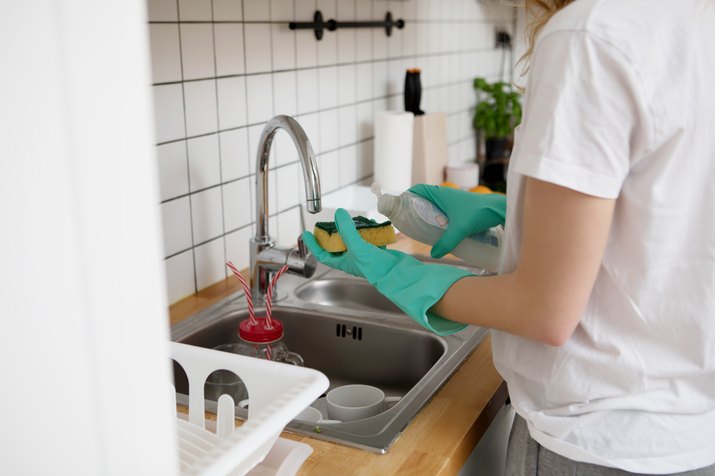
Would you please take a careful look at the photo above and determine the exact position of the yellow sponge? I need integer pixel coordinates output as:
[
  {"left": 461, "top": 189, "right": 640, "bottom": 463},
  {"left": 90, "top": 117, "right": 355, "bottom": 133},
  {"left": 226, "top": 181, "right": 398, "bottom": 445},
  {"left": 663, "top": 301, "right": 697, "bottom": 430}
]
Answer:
[{"left": 314, "top": 216, "right": 396, "bottom": 252}]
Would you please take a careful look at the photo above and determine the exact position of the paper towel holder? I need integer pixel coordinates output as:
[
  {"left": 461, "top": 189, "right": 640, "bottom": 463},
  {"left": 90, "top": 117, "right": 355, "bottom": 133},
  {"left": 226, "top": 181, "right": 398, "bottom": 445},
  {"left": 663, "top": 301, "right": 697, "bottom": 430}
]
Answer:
[{"left": 289, "top": 11, "right": 405, "bottom": 41}]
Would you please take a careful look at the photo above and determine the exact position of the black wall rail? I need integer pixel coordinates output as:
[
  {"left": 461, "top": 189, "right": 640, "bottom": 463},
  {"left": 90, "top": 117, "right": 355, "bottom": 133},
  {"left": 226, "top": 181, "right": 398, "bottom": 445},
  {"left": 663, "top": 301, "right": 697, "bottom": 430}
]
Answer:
[{"left": 289, "top": 11, "right": 405, "bottom": 41}]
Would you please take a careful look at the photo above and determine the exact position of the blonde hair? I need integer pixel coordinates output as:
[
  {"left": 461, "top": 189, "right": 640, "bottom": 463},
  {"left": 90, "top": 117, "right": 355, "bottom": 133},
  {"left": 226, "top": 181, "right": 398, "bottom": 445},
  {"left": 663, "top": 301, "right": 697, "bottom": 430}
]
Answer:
[{"left": 521, "top": 0, "right": 576, "bottom": 70}]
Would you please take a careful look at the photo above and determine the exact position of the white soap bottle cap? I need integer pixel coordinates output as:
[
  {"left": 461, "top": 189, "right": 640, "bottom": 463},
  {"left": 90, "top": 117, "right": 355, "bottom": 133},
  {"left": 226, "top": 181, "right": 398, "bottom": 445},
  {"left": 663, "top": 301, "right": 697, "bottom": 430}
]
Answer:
[{"left": 371, "top": 182, "right": 398, "bottom": 217}]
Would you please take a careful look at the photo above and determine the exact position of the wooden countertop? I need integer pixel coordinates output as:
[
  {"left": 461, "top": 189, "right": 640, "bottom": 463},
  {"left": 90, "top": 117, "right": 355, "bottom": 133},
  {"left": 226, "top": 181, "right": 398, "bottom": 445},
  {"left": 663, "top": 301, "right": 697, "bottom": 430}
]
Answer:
[{"left": 169, "top": 236, "right": 507, "bottom": 476}]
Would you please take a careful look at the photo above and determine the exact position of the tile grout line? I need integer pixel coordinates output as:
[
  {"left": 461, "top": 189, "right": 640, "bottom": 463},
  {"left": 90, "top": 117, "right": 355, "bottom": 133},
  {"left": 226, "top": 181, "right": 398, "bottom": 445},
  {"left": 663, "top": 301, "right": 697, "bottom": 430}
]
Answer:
[
  {"left": 211, "top": 0, "right": 230, "bottom": 284},
  {"left": 151, "top": 45, "right": 503, "bottom": 86},
  {"left": 174, "top": 0, "right": 199, "bottom": 296}
]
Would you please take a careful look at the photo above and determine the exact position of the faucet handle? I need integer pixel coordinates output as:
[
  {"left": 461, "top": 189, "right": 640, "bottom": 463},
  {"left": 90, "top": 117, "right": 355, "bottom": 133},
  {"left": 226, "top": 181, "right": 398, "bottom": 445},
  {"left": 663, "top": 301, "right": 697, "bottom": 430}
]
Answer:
[
  {"left": 297, "top": 234, "right": 309, "bottom": 258},
  {"left": 286, "top": 235, "right": 317, "bottom": 279}
]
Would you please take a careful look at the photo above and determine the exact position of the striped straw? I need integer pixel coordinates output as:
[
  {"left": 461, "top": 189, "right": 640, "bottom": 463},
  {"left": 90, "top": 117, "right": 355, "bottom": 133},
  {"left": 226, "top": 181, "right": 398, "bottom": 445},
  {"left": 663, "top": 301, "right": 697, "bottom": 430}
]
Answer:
[
  {"left": 252, "top": 343, "right": 273, "bottom": 361},
  {"left": 226, "top": 261, "right": 256, "bottom": 324},
  {"left": 264, "top": 264, "right": 289, "bottom": 329}
]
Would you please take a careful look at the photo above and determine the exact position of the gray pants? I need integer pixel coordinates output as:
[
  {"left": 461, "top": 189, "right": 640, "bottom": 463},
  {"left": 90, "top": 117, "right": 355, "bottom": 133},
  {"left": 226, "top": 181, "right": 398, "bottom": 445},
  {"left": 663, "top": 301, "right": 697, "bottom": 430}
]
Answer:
[{"left": 505, "top": 414, "right": 715, "bottom": 476}]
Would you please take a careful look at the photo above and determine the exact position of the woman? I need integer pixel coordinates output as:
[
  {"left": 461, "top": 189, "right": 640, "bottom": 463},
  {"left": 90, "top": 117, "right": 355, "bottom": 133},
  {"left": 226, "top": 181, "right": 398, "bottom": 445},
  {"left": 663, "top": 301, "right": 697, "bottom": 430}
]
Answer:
[{"left": 304, "top": 0, "right": 715, "bottom": 473}]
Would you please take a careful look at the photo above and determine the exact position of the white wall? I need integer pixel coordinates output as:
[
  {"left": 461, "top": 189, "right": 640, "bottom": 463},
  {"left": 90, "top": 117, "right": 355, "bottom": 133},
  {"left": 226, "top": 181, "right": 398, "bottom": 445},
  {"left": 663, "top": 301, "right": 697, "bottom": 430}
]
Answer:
[{"left": 147, "top": 0, "right": 517, "bottom": 304}]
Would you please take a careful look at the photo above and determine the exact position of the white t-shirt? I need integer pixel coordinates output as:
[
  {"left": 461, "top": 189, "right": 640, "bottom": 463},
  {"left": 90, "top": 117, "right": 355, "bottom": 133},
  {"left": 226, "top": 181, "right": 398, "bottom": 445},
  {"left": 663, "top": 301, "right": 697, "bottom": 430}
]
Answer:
[{"left": 493, "top": 0, "right": 715, "bottom": 473}]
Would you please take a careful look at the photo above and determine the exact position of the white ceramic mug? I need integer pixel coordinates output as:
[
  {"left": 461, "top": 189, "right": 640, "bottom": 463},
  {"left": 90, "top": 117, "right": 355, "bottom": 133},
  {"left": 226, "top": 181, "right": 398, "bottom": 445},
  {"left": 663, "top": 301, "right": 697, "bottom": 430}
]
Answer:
[
  {"left": 325, "top": 384, "right": 401, "bottom": 422},
  {"left": 295, "top": 406, "right": 322, "bottom": 423},
  {"left": 295, "top": 406, "right": 343, "bottom": 424}
]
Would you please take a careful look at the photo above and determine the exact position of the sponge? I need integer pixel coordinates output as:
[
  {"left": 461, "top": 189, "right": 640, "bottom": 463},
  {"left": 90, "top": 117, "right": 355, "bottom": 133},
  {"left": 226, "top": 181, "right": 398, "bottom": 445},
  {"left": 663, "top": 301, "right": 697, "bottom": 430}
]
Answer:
[{"left": 314, "top": 216, "right": 396, "bottom": 252}]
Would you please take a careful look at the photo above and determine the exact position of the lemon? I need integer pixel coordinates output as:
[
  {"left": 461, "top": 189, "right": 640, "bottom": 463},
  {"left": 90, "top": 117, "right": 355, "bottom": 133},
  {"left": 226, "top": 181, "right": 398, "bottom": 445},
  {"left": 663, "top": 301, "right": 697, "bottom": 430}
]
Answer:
[
  {"left": 439, "top": 181, "right": 461, "bottom": 189},
  {"left": 469, "top": 185, "right": 493, "bottom": 194}
]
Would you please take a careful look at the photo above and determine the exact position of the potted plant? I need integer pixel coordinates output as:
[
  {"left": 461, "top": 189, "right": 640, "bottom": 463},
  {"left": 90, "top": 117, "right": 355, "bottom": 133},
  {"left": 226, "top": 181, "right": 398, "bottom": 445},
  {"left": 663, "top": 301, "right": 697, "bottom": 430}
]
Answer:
[{"left": 472, "top": 77, "right": 522, "bottom": 191}]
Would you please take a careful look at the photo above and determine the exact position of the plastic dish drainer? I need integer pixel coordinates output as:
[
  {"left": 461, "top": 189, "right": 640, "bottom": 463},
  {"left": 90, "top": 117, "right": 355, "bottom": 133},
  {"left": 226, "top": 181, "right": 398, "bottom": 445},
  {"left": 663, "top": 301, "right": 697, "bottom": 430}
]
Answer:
[{"left": 170, "top": 342, "right": 328, "bottom": 476}]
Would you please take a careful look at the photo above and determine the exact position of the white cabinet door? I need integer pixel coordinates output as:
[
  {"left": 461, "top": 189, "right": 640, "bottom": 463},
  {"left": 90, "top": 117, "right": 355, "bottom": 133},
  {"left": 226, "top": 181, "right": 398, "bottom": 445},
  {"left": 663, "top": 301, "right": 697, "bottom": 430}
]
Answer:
[
  {"left": 0, "top": 2, "right": 177, "bottom": 474},
  {"left": 459, "top": 404, "right": 516, "bottom": 476}
]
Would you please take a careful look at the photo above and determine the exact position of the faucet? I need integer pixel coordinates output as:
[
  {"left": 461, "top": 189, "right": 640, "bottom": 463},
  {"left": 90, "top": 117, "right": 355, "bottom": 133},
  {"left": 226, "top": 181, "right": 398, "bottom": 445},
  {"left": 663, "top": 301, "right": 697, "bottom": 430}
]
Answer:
[{"left": 250, "top": 115, "right": 322, "bottom": 303}]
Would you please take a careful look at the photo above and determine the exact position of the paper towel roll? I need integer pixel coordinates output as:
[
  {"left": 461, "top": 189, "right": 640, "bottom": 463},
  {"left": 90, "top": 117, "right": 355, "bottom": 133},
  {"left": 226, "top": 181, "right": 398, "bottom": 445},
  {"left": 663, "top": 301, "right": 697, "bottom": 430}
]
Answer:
[
  {"left": 412, "top": 112, "right": 448, "bottom": 185},
  {"left": 373, "top": 111, "right": 414, "bottom": 194}
]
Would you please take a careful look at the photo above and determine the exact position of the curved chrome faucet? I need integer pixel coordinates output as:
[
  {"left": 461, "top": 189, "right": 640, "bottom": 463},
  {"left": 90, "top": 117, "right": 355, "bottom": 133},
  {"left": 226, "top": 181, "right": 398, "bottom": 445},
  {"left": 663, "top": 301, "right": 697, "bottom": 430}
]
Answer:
[{"left": 250, "top": 115, "right": 322, "bottom": 302}]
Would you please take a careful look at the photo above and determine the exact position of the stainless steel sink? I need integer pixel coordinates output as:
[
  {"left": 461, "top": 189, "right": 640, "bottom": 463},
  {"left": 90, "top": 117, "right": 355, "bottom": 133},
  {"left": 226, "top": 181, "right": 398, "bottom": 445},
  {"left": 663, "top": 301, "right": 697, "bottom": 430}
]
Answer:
[
  {"left": 294, "top": 277, "right": 402, "bottom": 314},
  {"left": 171, "top": 257, "right": 489, "bottom": 453}
]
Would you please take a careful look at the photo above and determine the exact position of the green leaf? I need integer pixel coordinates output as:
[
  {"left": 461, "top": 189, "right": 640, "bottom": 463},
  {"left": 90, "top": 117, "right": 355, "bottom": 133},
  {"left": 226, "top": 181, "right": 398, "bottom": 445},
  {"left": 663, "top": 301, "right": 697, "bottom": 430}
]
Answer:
[
  {"left": 472, "top": 77, "right": 522, "bottom": 139},
  {"left": 473, "top": 77, "right": 488, "bottom": 91}
]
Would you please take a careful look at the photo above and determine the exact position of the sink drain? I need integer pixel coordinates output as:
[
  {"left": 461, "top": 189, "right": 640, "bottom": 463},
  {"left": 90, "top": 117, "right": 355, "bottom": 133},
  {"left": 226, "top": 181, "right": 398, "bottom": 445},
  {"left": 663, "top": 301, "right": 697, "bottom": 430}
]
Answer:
[{"left": 336, "top": 323, "right": 363, "bottom": 340}]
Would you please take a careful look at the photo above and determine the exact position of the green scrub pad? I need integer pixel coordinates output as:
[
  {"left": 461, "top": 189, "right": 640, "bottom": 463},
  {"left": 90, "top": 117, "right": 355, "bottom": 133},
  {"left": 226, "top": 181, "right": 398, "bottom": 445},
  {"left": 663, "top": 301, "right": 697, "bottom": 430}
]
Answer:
[{"left": 314, "top": 216, "right": 396, "bottom": 253}]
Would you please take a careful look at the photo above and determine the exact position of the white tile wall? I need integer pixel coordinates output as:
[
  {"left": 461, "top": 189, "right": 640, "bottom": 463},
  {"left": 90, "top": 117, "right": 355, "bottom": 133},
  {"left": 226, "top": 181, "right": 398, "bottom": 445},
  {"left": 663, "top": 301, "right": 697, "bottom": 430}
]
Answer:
[
  {"left": 148, "top": 0, "right": 516, "bottom": 304},
  {"left": 180, "top": 24, "right": 215, "bottom": 79},
  {"left": 214, "top": 24, "right": 246, "bottom": 75},
  {"left": 187, "top": 134, "right": 221, "bottom": 191},
  {"left": 216, "top": 76, "right": 248, "bottom": 129}
]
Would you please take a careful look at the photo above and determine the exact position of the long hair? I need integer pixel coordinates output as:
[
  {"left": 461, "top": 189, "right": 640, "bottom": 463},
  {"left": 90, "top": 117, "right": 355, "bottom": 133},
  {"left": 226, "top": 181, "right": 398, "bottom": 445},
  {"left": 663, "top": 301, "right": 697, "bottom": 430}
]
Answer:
[{"left": 521, "top": 0, "right": 576, "bottom": 70}]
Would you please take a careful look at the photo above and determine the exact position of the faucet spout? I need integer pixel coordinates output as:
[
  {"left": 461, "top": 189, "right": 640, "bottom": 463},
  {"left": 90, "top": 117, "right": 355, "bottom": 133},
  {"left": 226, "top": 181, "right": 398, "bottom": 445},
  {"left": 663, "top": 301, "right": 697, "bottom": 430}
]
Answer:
[
  {"left": 255, "top": 115, "right": 321, "bottom": 242},
  {"left": 250, "top": 115, "right": 322, "bottom": 301}
]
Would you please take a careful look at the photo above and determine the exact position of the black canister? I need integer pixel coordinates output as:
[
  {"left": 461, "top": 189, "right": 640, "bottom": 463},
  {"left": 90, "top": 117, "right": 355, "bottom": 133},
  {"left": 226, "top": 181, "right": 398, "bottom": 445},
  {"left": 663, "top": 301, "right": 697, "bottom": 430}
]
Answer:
[{"left": 404, "top": 68, "right": 425, "bottom": 116}]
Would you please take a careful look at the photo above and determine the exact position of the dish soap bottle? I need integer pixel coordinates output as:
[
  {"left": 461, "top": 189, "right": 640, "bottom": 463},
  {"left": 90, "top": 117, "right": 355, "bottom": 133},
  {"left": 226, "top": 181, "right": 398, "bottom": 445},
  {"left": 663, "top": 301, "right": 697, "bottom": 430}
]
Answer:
[{"left": 372, "top": 183, "right": 503, "bottom": 273}]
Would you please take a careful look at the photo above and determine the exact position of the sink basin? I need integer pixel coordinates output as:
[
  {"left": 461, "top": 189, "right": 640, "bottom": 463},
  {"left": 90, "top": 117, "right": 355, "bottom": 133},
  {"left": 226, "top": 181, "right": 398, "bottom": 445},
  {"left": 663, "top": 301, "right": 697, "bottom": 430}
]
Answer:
[
  {"left": 171, "top": 260, "right": 489, "bottom": 453},
  {"left": 174, "top": 307, "right": 443, "bottom": 394},
  {"left": 293, "top": 255, "right": 491, "bottom": 314},
  {"left": 294, "top": 277, "right": 401, "bottom": 314}
]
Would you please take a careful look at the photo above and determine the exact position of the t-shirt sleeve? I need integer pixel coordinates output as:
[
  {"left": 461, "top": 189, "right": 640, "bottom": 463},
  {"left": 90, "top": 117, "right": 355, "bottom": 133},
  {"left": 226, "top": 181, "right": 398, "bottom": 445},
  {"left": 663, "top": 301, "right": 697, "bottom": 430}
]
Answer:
[{"left": 512, "top": 30, "right": 652, "bottom": 199}]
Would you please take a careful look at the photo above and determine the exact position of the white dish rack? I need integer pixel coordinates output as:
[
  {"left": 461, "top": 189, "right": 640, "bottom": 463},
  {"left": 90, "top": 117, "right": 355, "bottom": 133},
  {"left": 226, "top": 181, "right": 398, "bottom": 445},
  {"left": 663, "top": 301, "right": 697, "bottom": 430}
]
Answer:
[{"left": 170, "top": 342, "right": 328, "bottom": 476}]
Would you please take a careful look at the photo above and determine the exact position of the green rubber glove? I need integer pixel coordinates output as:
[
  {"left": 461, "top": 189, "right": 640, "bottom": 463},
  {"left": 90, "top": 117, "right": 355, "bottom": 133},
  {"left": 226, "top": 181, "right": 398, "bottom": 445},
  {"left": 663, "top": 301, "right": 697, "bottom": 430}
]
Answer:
[
  {"left": 408, "top": 184, "right": 507, "bottom": 259},
  {"left": 302, "top": 208, "right": 473, "bottom": 335}
]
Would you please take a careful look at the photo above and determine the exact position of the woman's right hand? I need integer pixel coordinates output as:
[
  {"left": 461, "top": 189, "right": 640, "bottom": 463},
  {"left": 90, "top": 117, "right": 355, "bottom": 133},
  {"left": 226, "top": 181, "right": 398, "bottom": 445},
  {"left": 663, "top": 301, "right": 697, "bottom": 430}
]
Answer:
[{"left": 408, "top": 184, "right": 507, "bottom": 259}]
